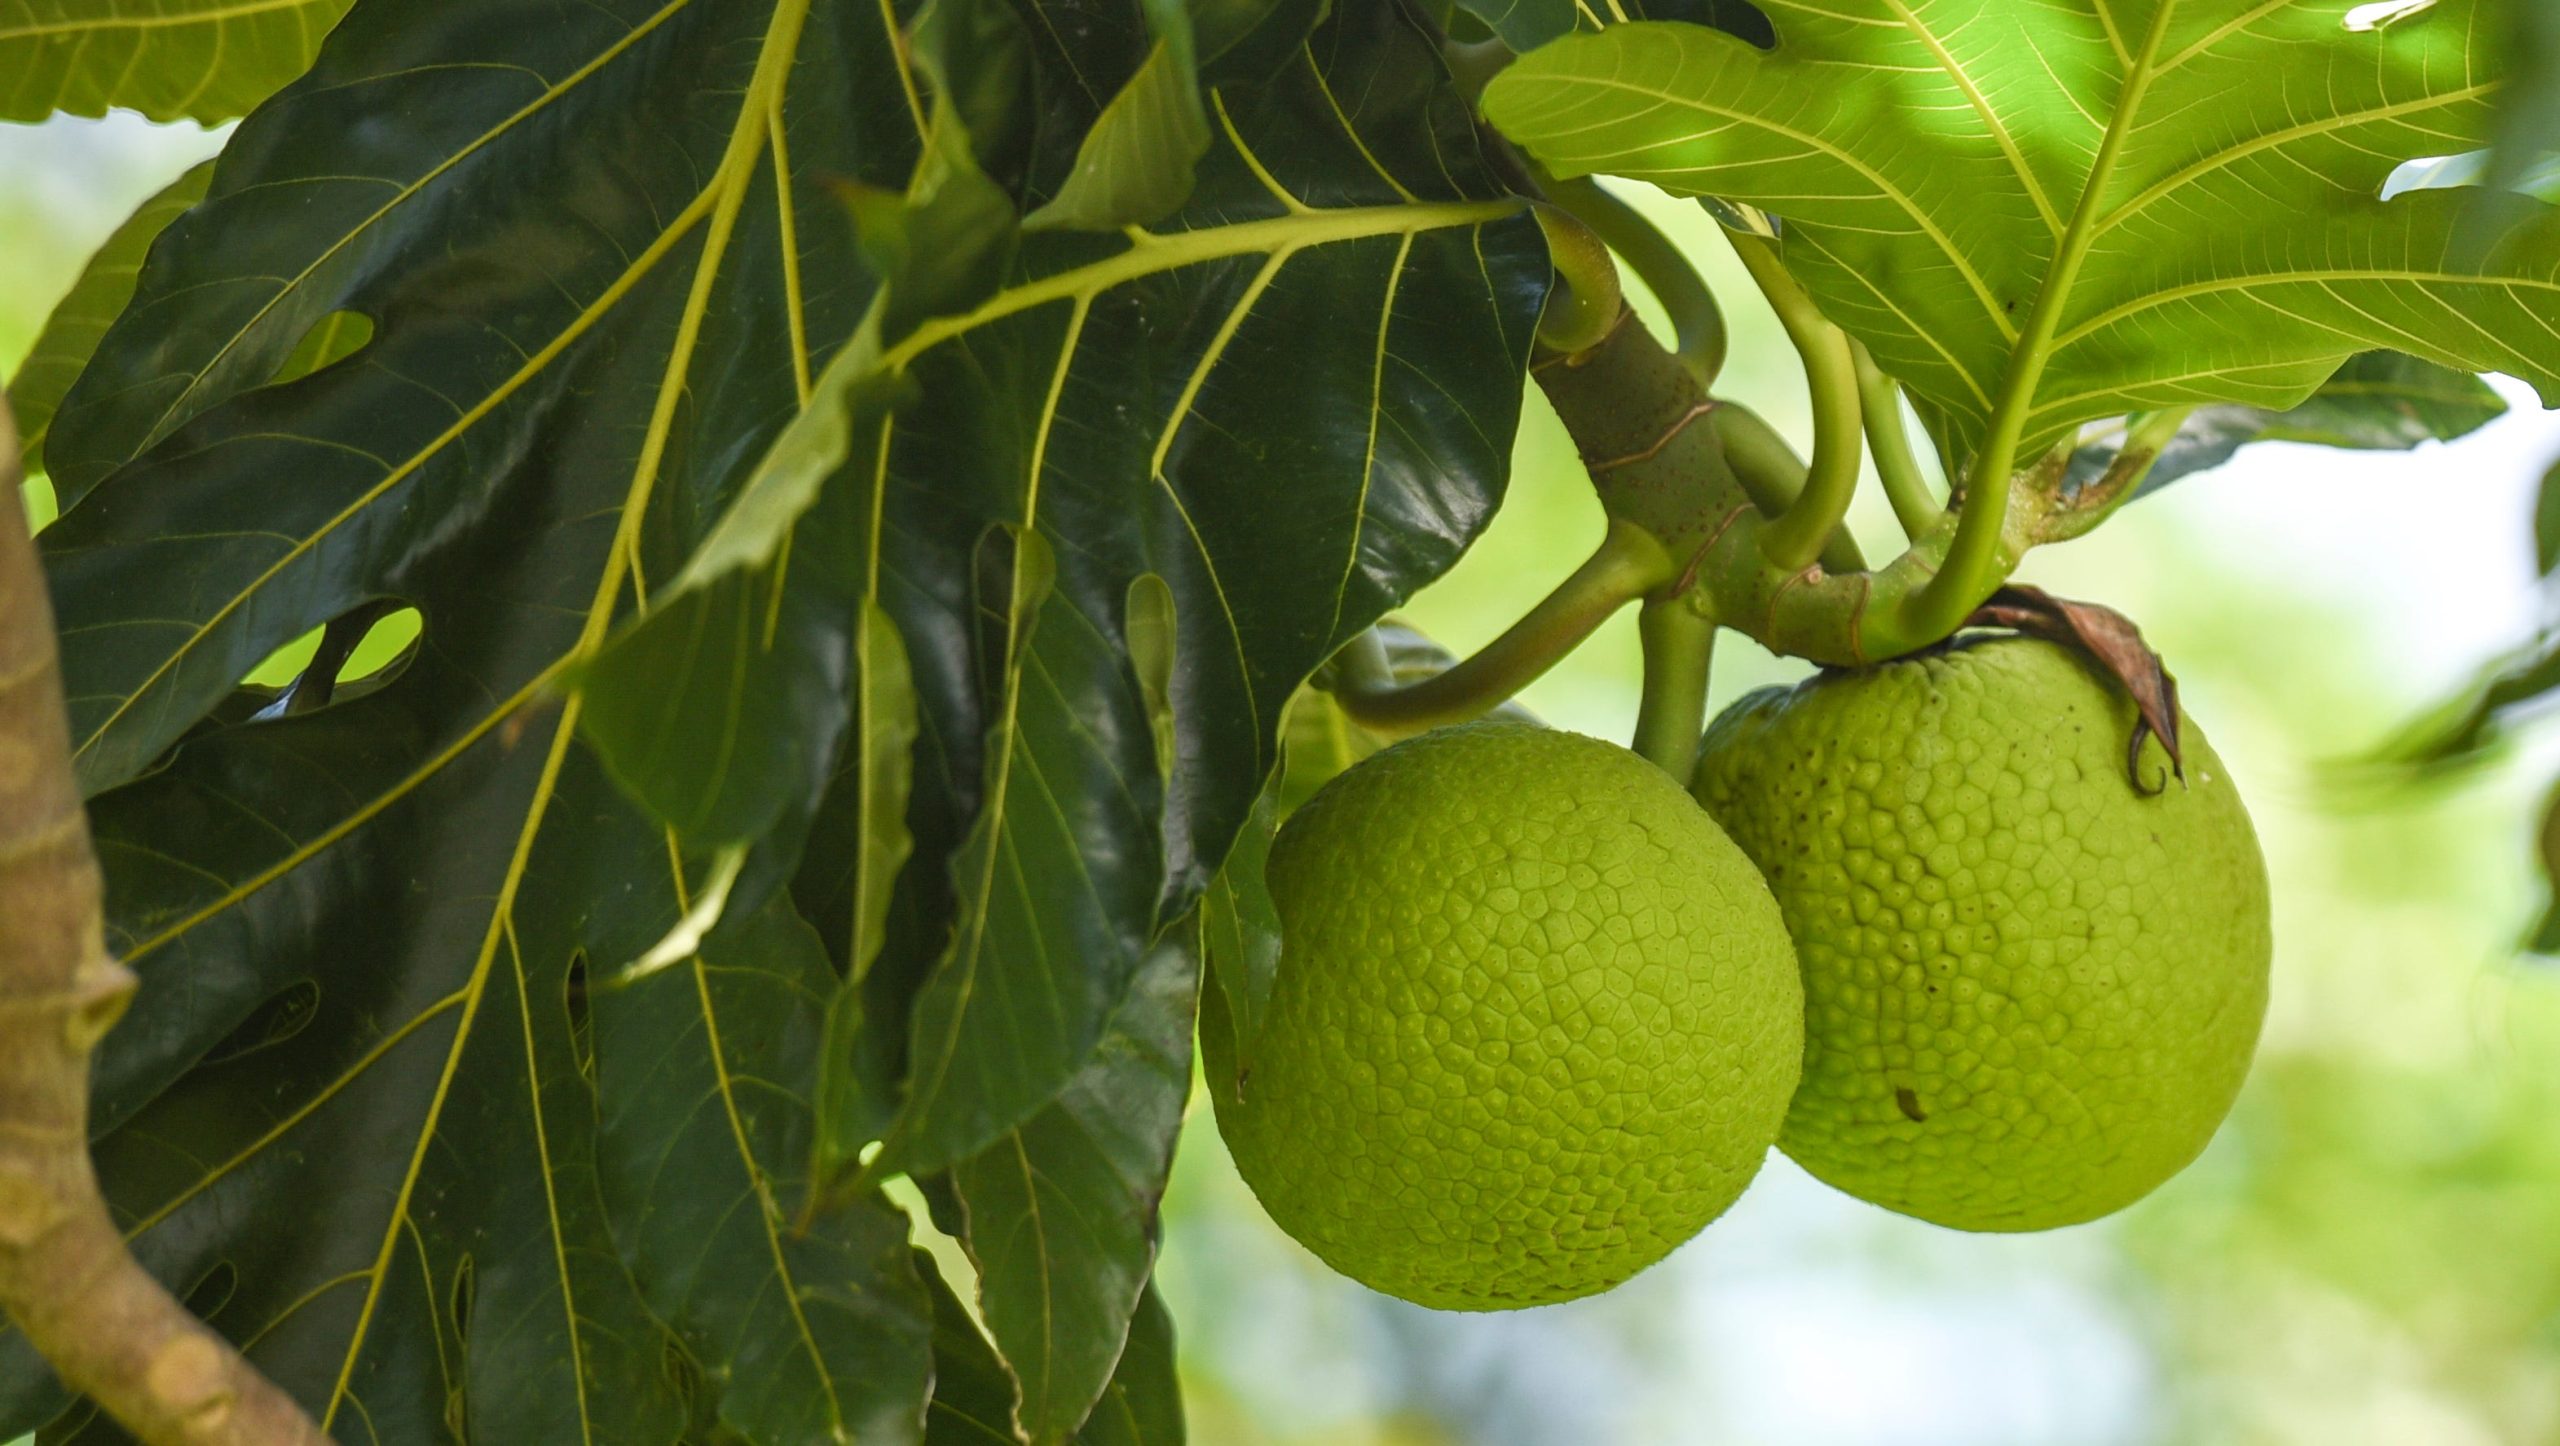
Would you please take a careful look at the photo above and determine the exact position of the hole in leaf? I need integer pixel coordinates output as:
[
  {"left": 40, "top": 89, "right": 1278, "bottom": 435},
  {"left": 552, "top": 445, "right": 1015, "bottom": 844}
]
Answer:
[
  {"left": 267, "top": 309, "right": 375, "bottom": 386},
  {"left": 239, "top": 602, "right": 423, "bottom": 715},
  {"left": 19, "top": 473, "right": 56, "bottom": 533},
  {"left": 2343, "top": 0, "right": 2435, "bottom": 31},
  {"left": 199, "top": 978, "right": 322, "bottom": 1067},
  {"left": 565, "top": 951, "right": 596, "bottom": 1085}
]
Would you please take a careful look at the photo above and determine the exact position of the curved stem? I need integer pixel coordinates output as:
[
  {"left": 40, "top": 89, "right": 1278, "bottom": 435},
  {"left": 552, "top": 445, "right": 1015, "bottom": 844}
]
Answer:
[
  {"left": 0, "top": 401, "right": 330, "bottom": 1444},
  {"left": 1538, "top": 172, "right": 1729, "bottom": 387},
  {"left": 1532, "top": 204, "right": 1623, "bottom": 356},
  {"left": 1333, "top": 521, "right": 1675, "bottom": 739},
  {"left": 1631, "top": 597, "right": 1716, "bottom": 780},
  {"left": 1726, "top": 232, "right": 1863, "bottom": 572},
  {"left": 1901, "top": 9, "right": 2168, "bottom": 641},
  {"left": 2039, "top": 406, "right": 2193, "bottom": 544},
  {"left": 1714, "top": 406, "right": 1866, "bottom": 574},
  {"left": 1852, "top": 340, "right": 1939, "bottom": 542}
]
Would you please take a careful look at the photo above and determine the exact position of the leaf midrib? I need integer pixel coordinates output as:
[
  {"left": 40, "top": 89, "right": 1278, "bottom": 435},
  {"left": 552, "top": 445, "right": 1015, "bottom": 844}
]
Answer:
[
  {"left": 0, "top": 0, "right": 332, "bottom": 41},
  {"left": 318, "top": 0, "right": 817, "bottom": 1422}
]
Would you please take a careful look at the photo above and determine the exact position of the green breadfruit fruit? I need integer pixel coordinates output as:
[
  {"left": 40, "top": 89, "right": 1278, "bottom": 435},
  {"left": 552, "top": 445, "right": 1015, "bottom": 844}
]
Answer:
[
  {"left": 1691, "top": 636, "right": 2272, "bottom": 1232},
  {"left": 1203, "top": 721, "right": 1804, "bottom": 1310}
]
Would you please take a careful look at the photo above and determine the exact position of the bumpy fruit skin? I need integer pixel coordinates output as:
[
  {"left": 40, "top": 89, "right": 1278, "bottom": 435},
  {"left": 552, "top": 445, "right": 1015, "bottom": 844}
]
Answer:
[
  {"left": 1691, "top": 638, "right": 2271, "bottom": 1232},
  {"left": 1203, "top": 722, "right": 1802, "bottom": 1310}
]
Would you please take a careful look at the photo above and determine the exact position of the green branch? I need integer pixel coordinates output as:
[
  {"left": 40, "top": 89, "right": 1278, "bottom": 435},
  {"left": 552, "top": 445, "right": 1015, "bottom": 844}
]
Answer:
[
  {"left": 1898, "top": 7, "right": 2172, "bottom": 641},
  {"left": 1713, "top": 406, "right": 1866, "bottom": 574},
  {"left": 1726, "top": 232, "right": 1862, "bottom": 572},
  {"left": 1530, "top": 294, "right": 2070, "bottom": 667},
  {"left": 1532, "top": 204, "right": 1623, "bottom": 355},
  {"left": 1537, "top": 172, "right": 1728, "bottom": 387},
  {"left": 1331, "top": 521, "right": 1675, "bottom": 737},
  {"left": 1852, "top": 340, "right": 1939, "bottom": 541},
  {"left": 2037, "top": 406, "right": 2194, "bottom": 544}
]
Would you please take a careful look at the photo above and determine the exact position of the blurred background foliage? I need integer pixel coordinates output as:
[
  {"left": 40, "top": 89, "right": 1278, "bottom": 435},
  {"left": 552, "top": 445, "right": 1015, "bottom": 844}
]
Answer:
[{"left": 12, "top": 114, "right": 2560, "bottom": 1446}]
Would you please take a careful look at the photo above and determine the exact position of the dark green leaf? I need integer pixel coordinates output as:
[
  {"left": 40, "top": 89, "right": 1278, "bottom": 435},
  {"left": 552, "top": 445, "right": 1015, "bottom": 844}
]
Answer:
[
  {"left": 1026, "top": 0, "right": 1211, "bottom": 232},
  {"left": 923, "top": 1258, "right": 1184, "bottom": 1445},
  {"left": 596, "top": 898, "right": 935, "bottom": 1444},
  {"left": 1190, "top": 0, "right": 1326, "bottom": 79},
  {"left": 11, "top": 2, "right": 1540, "bottom": 1439},
  {"left": 0, "top": 0, "right": 350, "bottom": 123},
  {"left": 798, "top": 5, "right": 1543, "bottom": 1183},
  {"left": 1072, "top": 1287, "right": 1184, "bottom": 1446},
  {"left": 1200, "top": 785, "right": 1282, "bottom": 1073},
  {"left": 2370, "top": 629, "right": 2560, "bottom": 771},
  {"left": 5, "top": 0, "right": 934, "bottom": 1434},
  {"left": 6, "top": 160, "right": 212, "bottom": 476},
  {"left": 1451, "top": 0, "right": 1772, "bottom": 52},
  {"left": 945, "top": 934, "right": 1197, "bottom": 1444},
  {"left": 2064, "top": 352, "right": 2508, "bottom": 501}
]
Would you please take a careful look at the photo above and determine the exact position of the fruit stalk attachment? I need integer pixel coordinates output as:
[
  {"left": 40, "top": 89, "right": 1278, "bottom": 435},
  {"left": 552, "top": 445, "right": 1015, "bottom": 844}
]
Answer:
[
  {"left": 1631, "top": 595, "right": 1716, "bottom": 780},
  {"left": 1532, "top": 300, "right": 2078, "bottom": 665},
  {"left": 1329, "top": 520, "right": 1676, "bottom": 738},
  {"left": 0, "top": 402, "right": 332, "bottom": 1444},
  {"left": 1961, "top": 584, "right": 2185, "bottom": 791}
]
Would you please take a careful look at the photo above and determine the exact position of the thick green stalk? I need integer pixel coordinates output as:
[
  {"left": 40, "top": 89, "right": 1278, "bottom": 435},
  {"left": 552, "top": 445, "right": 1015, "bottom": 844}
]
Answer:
[
  {"left": 1852, "top": 340, "right": 1939, "bottom": 541},
  {"left": 1538, "top": 173, "right": 1729, "bottom": 387},
  {"left": 1330, "top": 521, "right": 1675, "bottom": 738},
  {"left": 1899, "top": 3, "right": 2175, "bottom": 640},
  {"left": 1533, "top": 297, "right": 2063, "bottom": 666},
  {"left": 1713, "top": 406, "right": 1867, "bottom": 575},
  {"left": 1726, "top": 233, "right": 1862, "bottom": 572},
  {"left": 1631, "top": 596, "right": 1716, "bottom": 780},
  {"left": 1533, "top": 205, "right": 1623, "bottom": 355},
  {"left": 2036, "top": 407, "right": 2194, "bottom": 544}
]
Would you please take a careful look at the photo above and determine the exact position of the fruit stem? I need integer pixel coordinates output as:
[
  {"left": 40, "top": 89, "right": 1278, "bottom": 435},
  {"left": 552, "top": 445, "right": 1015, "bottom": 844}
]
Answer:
[
  {"left": 1531, "top": 294, "right": 2073, "bottom": 666},
  {"left": 2036, "top": 406, "right": 2194, "bottom": 544},
  {"left": 1532, "top": 204, "right": 1623, "bottom": 356},
  {"left": 1537, "top": 171, "right": 1729, "bottom": 388},
  {"left": 1853, "top": 339, "right": 1940, "bottom": 542},
  {"left": 1725, "top": 231, "right": 1863, "bottom": 573},
  {"left": 1714, "top": 406, "right": 1867, "bottom": 574},
  {"left": 1632, "top": 595, "right": 1716, "bottom": 780},
  {"left": 1331, "top": 521, "right": 1676, "bottom": 739}
]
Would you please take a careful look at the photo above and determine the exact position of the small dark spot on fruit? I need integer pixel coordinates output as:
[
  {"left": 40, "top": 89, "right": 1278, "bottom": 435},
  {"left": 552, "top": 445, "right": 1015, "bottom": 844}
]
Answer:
[{"left": 1895, "top": 1087, "right": 1928, "bottom": 1122}]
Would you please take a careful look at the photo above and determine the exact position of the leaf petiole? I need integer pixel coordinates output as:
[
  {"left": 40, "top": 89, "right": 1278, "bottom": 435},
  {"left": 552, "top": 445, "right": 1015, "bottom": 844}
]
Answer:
[
  {"left": 1853, "top": 340, "right": 1939, "bottom": 542},
  {"left": 1725, "top": 231, "right": 1862, "bottom": 572},
  {"left": 1532, "top": 204, "right": 1624, "bottom": 355},
  {"left": 1536, "top": 172, "right": 1729, "bottom": 387},
  {"left": 1715, "top": 405, "right": 1866, "bottom": 575},
  {"left": 1330, "top": 520, "right": 1676, "bottom": 738}
]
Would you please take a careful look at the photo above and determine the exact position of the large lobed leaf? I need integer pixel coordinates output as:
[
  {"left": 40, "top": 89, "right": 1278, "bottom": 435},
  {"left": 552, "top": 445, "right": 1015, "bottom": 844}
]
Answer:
[
  {"left": 0, "top": 0, "right": 350, "bottom": 123},
  {"left": 1486, "top": 0, "right": 2560, "bottom": 474},
  {"left": 4, "top": 0, "right": 1543, "bottom": 1440}
]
